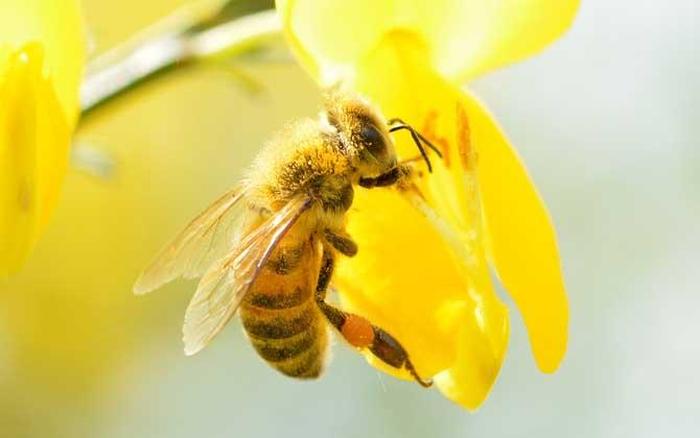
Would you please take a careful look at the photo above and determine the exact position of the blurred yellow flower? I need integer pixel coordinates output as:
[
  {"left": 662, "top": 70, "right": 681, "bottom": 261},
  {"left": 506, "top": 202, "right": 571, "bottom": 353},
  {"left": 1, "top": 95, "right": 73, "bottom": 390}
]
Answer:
[
  {"left": 0, "top": 0, "right": 85, "bottom": 276},
  {"left": 278, "top": 0, "right": 577, "bottom": 409}
]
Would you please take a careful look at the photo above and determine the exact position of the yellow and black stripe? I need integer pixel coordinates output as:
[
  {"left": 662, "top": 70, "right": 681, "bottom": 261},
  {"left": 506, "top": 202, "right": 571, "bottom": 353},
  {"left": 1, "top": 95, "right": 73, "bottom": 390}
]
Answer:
[{"left": 239, "top": 237, "right": 327, "bottom": 379}]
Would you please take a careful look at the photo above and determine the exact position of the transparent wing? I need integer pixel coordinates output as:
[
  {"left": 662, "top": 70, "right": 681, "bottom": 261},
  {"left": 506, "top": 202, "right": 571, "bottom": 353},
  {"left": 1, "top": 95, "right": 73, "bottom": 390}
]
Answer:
[
  {"left": 133, "top": 184, "right": 250, "bottom": 295},
  {"left": 182, "top": 196, "right": 312, "bottom": 356}
]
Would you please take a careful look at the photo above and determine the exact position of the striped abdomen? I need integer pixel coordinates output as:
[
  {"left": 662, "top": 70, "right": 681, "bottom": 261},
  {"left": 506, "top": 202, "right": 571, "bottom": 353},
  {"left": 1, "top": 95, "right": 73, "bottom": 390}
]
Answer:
[{"left": 239, "top": 234, "right": 327, "bottom": 378}]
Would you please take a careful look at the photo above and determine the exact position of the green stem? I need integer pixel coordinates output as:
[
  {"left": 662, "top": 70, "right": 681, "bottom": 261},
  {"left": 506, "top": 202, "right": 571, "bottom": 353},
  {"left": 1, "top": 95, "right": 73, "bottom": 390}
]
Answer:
[{"left": 79, "top": 7, "right": 280, "bottom": 123}]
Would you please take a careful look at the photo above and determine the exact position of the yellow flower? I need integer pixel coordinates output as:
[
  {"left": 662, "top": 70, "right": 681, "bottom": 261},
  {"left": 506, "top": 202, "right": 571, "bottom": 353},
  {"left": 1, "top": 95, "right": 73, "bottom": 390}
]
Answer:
[
  {"left": 277, "top": 0, "right": 577, "bottom": 409},
  {"left": 0, "top": 0, "right": 85, "bottom": 276}
]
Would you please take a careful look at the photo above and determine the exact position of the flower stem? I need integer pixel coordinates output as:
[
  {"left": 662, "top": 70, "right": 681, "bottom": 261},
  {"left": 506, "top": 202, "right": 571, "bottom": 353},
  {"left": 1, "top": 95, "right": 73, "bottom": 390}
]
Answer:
[{"left": 79, "top": 6, "right": 280, "bottom": 123}]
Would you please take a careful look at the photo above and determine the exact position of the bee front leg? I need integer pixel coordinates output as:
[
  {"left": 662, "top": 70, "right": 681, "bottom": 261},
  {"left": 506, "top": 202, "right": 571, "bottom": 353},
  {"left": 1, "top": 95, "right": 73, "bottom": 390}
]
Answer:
[
  {"left": 314, "top": 248, "right": 432, "bottom": 388},
  {"left": 358, "top": 165, "right": 410, "bottom": 188},
  {"left": 323, "top": 229, "right": 357, "bottom": 257}
]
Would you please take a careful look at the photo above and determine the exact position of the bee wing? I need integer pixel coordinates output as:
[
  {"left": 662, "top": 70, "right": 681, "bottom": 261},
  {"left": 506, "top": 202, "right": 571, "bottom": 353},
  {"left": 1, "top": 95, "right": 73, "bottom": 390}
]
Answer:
[
  {"left": 133, "top": 184, "right": 250, "bottom": 295},
  {"left": 182, "top": 196, "right": 312, "bottom": 356}
]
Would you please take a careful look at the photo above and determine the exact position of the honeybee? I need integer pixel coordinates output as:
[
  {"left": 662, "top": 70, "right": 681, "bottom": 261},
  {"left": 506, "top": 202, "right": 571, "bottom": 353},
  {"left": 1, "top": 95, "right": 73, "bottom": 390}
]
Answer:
[{"left": 134, "top": 92, "right": 441, "bottom": 387}]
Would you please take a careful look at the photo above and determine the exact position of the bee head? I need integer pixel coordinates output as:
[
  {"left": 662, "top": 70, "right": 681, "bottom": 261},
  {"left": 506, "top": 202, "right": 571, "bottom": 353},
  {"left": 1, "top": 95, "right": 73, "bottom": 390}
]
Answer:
[{"left": 321, "top": 92, "right": 397, "bottom": 176}]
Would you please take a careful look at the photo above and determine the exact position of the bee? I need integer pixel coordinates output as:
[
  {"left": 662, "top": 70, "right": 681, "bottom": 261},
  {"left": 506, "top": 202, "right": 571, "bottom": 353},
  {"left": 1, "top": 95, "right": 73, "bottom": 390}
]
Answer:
[{"left": 134, "top": 91, "right": 441, "bottom": 387}]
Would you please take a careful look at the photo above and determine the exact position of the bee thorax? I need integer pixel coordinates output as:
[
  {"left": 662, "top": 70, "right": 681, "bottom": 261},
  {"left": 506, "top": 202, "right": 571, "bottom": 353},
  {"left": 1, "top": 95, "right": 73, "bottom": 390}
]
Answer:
[{"left": 310, "top": 176, "right": 354, "bottom": 213}]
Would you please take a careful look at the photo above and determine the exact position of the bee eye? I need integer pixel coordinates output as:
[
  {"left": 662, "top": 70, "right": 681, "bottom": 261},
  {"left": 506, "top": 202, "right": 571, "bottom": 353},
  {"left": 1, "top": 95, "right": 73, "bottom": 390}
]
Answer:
[{"left": 359, "top": 124, "right": 385, "bottom": 154}]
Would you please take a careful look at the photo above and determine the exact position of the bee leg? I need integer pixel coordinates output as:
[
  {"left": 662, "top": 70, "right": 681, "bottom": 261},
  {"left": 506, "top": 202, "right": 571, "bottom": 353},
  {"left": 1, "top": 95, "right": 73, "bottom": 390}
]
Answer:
[
  {"left": 323, "top": 229, "right": 358, "bottom": 257},
  {"left": 314, "top": 249, "right": 432, "bottom": 388},
  {"left": 358, "top": 166, "right": 405, "bottom": 188}
]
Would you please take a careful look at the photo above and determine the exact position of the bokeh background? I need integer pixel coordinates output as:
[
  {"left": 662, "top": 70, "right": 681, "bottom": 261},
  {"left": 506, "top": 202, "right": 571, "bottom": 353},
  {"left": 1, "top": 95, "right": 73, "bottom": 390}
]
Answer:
[{"left": 1, "top": 0, "right": 698, "bottom": 436}]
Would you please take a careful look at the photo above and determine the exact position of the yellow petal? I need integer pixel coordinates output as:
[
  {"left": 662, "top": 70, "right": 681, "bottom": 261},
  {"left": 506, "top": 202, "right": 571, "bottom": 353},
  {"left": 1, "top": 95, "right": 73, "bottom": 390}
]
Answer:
[
  {"left": 354, "top": 31, "right": 567, "bottom": 374},
  {"left": 336, "top": 188, "right": 462, "bottom": 377},
  {"left": 0, "top": 0, "right": 85, "bottom": 122},
  {"left": 335, "top": 187, "right": 509, "bottom": 410},
  {"left": 277, "top": 0, "right": 579, "bottom": 83},
  {"left": 0, "top": 0, "right": 85, "bottom": 275},
  {"left": 0, "top": 44, "right": 71, "bottom": 275},
  {"left": 329, "top": 31, "right": 510, "bottom": 409},
  {"left": 429, "top": 0, "right": 580, "bottom": 82},
  {"left": 463, "top": 91, "right": 569, "bottom": 372}
]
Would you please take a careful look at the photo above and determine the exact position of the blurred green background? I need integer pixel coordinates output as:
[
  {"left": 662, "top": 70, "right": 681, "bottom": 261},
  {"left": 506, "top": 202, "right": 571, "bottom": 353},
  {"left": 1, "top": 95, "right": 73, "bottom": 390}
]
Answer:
[{"left": 1, "top": 0, "right": 698, "bottom": 436}]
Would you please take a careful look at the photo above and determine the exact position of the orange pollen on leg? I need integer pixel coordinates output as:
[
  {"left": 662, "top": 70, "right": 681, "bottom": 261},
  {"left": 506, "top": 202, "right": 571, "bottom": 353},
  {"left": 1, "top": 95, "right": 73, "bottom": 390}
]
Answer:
[{"left": 341, "top": 315, "right": 375, "bottom": 348}]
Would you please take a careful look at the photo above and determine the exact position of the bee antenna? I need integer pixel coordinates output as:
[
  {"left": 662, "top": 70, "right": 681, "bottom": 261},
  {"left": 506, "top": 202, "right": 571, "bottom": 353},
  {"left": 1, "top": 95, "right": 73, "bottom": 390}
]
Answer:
[{"left": 388, "top": 119, "right": 443, "bottom": 173}]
